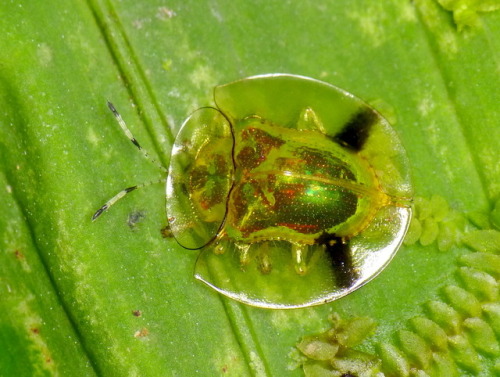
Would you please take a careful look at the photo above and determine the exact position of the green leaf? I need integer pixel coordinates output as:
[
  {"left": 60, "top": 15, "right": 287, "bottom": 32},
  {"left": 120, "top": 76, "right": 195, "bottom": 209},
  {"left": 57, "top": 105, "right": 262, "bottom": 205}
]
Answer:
[{"left": 1, "top": 0, "right": 499, "bottom": 376}]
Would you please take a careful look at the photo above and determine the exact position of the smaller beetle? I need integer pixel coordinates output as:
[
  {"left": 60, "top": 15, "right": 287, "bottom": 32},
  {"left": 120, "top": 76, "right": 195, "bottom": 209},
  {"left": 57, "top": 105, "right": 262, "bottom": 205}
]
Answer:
[{"left": 94, "top": 74, "right": 412, "bottom": 309}]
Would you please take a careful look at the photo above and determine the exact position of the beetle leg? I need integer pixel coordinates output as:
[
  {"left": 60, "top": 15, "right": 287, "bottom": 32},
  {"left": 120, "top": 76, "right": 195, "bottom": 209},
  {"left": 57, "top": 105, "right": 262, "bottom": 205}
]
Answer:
[
  {"left": 237, "top": 243, "right": 251, "bottom": 267},
  {"left": 256, "top": 242, "right": 272, "bottom": 274},
  {"left": 213, "top": 241, "right": 226, "bottom": 255},
  {"left": 291, "top": 244, "right": 309, "bottom": 275},
  {"left": 296, "top": 107, "right": 326, "bottom": 134}
]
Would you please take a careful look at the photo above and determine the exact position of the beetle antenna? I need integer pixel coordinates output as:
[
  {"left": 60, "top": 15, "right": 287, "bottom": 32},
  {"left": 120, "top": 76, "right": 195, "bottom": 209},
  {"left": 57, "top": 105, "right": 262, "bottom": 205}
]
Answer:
[
  {"left": 92, "top": 178, "right": 166, "bottom": 221},
  {"left": 93, "top": 102, "right": 169, "bottom": 221},
  {"left": 107, "top": 101, "right": 167, "bottom": 173}
]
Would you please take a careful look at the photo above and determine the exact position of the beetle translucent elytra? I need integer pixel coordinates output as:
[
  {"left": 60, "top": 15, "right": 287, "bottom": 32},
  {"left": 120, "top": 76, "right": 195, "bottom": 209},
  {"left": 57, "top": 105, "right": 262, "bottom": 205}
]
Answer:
[{"left": 94, "top": 74, "right": 412, "bottom": 309}]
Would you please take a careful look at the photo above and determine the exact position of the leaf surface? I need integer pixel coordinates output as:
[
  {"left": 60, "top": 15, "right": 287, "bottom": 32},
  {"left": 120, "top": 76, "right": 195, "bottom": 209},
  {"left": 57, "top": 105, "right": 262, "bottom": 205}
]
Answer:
[{"left": 1, "top": 0, "right": 499, "bottom": 376}]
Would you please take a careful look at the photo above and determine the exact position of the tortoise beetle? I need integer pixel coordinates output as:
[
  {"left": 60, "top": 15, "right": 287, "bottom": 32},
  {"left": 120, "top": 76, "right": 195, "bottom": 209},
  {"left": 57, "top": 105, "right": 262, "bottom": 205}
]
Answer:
[{"left": 96, "top": 74, "right": 412, "bottom": 309}]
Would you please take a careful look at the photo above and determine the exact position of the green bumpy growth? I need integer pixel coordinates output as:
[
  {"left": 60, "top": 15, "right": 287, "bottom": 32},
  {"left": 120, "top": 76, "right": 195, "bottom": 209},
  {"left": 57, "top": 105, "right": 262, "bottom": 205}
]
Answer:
[
  {"left": 404, "top": 195, "right": 466, "bottom": 251},
  {"left": 436, "top": 0, "right": 500, "bottom": 32},
  {"left": 295, "top": 313, "right": 379, "bottom": 377},
  {"left": 404, "top": 195, "right": 500, "bottom": 252}
]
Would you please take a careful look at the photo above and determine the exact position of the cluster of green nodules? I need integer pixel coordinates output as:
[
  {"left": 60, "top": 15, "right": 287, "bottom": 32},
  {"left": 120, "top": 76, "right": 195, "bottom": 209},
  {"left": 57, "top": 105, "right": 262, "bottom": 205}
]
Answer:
[
  {"left": 296, "top": 275, "right": 500, "bottom": 376},
  {"left": 404, "top": 195, "right": 465, "bottom": 251},
  {"left": 296, "top": 313, "right": 379, "bottom": 376},
  {"left": 436, "top": 0, "right": 500, "bottom": 32},
  {"left": 404, "top": 195, "right": 500, "bottom": 252}
]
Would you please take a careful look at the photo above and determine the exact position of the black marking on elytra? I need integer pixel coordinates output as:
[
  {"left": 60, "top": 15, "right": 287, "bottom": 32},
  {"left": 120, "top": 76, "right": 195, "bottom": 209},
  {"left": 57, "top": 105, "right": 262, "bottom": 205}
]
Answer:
[
  {"left": 125, "top": 186, "right": 138, "bottom": 193},
  {"left": 334, "top": 107, "right": 378, "bottom": 152},
  {"left": 341, "top": 374, "right": 357, "bottom": 377},
  {"left": 315, "top": 232, "right": 357, "bottom": 288}
]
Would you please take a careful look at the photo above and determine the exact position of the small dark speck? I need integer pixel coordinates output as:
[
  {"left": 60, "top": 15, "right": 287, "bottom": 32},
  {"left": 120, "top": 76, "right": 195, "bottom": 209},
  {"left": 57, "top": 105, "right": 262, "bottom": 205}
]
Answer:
[
  {"left": 132, "top": 310, "right": 142, "bottom": 317},
  {"left": 127, "top": 211, "right": 146, "bottom": 229}
]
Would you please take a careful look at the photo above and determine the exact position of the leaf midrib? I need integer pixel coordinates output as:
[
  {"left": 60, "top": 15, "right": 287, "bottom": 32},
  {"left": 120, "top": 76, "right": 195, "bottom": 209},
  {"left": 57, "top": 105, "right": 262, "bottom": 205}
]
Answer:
[{"left": 84, "top": 0, "right": 268, "bottom": 376}]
